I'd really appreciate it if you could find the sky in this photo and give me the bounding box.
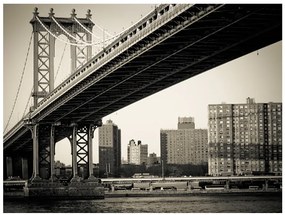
[3,4,282,165]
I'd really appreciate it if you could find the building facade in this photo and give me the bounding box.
[208,98,282,176]
[127,140,148,165]
[160,117,208,165]
[147,152,160,166]
[98,120,121,177]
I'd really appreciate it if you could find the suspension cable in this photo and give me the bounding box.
[4,32,33,133]
[73,17,100,39]
[22,88,32,118]
[36,16,92,46]
[94,22,114,37]
[51,16,90,45]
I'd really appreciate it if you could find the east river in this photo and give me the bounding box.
[4,193,282,213]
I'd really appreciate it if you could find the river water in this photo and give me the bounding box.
[4,193,282,213]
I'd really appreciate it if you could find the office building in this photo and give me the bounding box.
[98,120,121,177]
[127,140,148,165]
[160,117,208,165]
[208,98,282,176]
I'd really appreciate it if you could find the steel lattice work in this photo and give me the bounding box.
[76,126,89,178]
[30,8,94,108]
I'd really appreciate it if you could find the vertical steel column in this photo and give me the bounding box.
[21,157,29,179]
[50,125,55,181]
[6,157,13,179]
[70,9,77,74]
[88,125,94,179]
[33,29,39,108]
[87,33,92,59]
[49,32,55,92]
[86,9,92,60]
[32,124,40,179]
[21,157,29,180]
[72,125,78,178]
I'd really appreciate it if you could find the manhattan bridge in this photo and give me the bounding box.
[3,4,282,198]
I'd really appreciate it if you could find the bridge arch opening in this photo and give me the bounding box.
[54,137,72,180]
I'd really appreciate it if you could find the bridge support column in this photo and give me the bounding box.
[71,124,80,182]
[69,121,101,182]
[5,156,13,179]
[49,125,56,182]
[87,124,96,181]
[21,157,29,180]
[31,124,41,182]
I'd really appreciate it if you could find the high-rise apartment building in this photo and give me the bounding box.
[127,140,148,165]
[160,117,208,165]
[208,98,282,176]
[98,120,121,177]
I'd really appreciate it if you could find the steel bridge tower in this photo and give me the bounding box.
[30,8,94,108]
[23,8,103,191]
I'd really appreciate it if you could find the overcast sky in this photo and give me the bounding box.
[3,4,282,165]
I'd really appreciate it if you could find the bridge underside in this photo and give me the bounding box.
[4,4,282,154]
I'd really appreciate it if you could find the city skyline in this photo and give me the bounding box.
[3,4,282,165]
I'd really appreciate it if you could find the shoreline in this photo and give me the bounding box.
[104,189,281,198]
[4,189,281,200]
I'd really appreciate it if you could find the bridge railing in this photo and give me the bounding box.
[3,118,28,144]
[31,4,193,118]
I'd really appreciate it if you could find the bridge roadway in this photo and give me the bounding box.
[4,4,282,153]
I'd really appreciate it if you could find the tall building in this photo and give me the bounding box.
[208,98,282,176]
[98,120,121,177]
[127,140,148,165]
[160,117,208,165]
